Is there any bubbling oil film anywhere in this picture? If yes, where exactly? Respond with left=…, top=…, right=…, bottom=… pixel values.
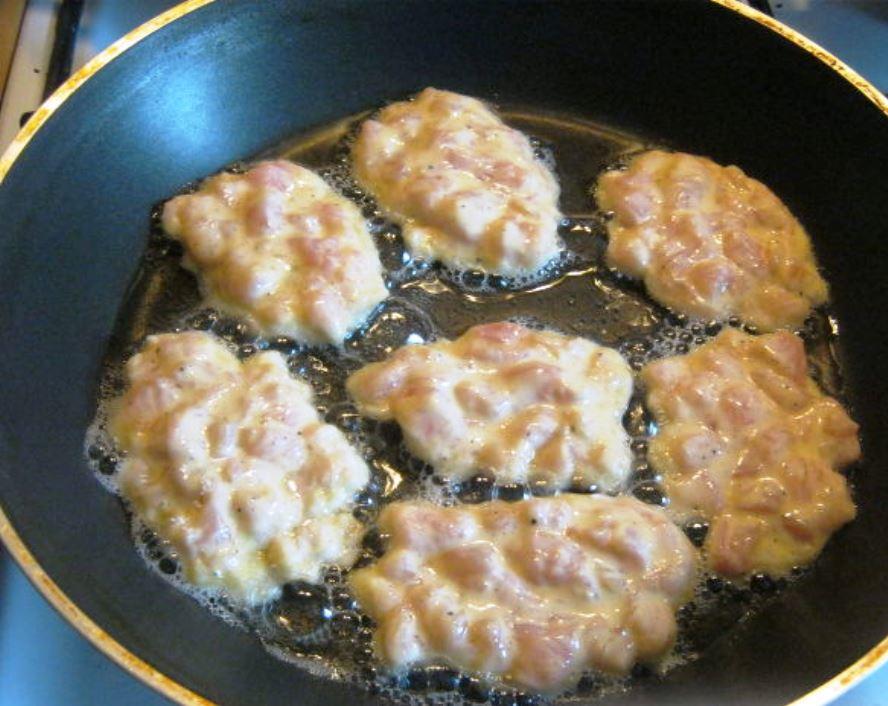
left=83, top=104, right=853, bottom=705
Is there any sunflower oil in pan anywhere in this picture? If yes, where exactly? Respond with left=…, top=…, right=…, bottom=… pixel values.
left=84, top=106, right=852, bottom=704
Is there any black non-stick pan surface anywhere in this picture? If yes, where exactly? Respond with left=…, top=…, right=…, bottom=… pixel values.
left=1, top=1, right=887, bottom=705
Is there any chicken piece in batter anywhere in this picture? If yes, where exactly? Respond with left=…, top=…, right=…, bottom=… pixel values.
left=353, top=88, right=563, bottom=276
left=346, top=322, right=632, bottom=490
left=350, top=495, right=697, bottom=692
left=642, top=328, right=859, bottom=576
left=597, top=150, right=828, bottom=331
left=162, top=160, right=388, bottom=345
left=108, top=331, right=369, bottom=603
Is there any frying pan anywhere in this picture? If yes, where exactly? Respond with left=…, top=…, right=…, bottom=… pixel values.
left=1, top=1, right=887, bottom=704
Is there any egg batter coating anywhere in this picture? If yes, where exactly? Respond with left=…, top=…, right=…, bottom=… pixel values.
left=353, top=88, right=563, bottom=276
left=346, top=322, right=632, bottom=490
left=597, top=150, right=828, bottom=331
left=350, top=496, right=697, bottom=692
left=642, top=329, right=859, bottom=577
left=162, top=160, right=388, bottom=345
left=109, top=331, right=369, bottom=604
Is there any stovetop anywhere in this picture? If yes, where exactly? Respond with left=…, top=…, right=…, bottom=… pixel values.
left=1, top=2, right=886, bottom=704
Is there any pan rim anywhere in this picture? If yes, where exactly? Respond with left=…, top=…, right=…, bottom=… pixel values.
left=0, top=1, right=886, bottom=704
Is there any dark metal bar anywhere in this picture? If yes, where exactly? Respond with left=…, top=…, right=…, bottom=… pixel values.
left=746, top=0, right=774, bottom=17
left=43, top=0, right=85, bottom=100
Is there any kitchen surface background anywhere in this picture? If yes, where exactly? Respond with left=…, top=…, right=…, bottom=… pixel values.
left=0, top=1, right=886, bottom=704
